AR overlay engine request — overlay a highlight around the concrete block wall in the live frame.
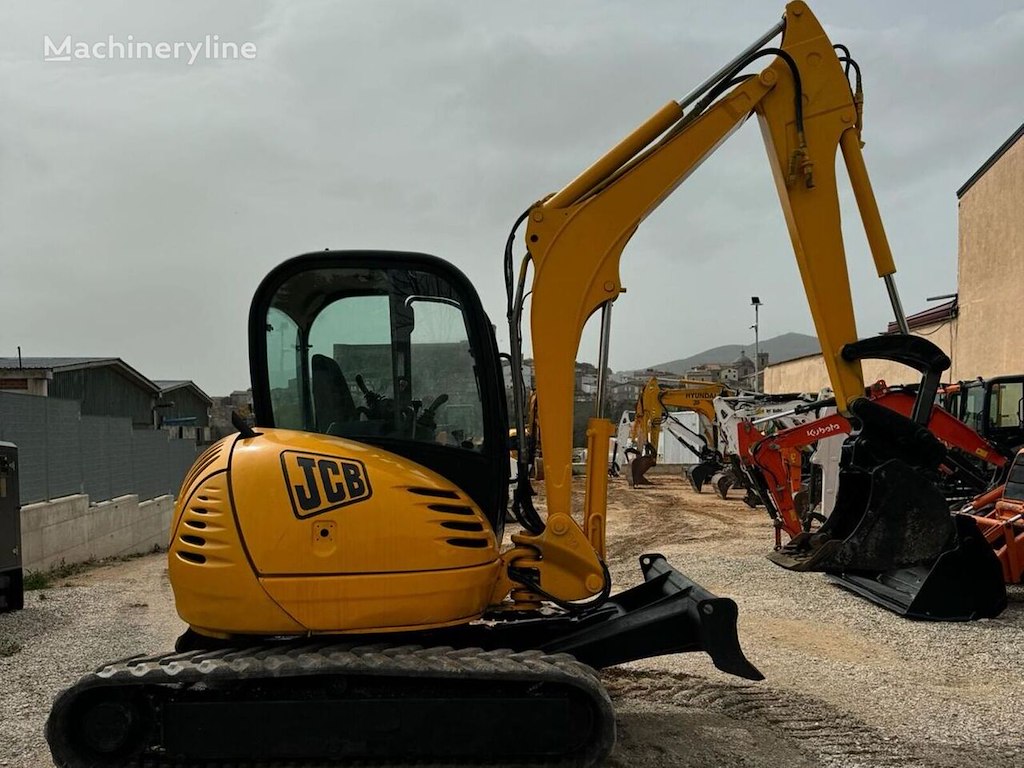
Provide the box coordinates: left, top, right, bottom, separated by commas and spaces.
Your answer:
20, 493, 174, 572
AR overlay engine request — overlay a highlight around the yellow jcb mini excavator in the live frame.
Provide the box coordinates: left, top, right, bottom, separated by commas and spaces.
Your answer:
626, 377, 730, 487
47, 3, 1006, 766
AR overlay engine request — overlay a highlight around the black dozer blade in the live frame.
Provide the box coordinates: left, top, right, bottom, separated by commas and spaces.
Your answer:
628, 455, 656, 487
687, 460, 720, 493
538, 554, 763, 680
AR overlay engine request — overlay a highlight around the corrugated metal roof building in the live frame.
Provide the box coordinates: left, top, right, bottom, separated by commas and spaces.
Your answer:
0, 357, 160, 427
153, 380, 213, 428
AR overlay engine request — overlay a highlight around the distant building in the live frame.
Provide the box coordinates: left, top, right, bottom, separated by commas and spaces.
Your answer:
632, 368, 678, 380
0, 357, 160, 427
682, 351, 765, 388
684, 362, 723, 383
726, 351, 754, 384
610, 380, 642, 401
153, 380, 213, 443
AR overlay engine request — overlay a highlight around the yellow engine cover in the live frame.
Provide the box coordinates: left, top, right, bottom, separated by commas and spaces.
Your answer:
169, 429, 502, 638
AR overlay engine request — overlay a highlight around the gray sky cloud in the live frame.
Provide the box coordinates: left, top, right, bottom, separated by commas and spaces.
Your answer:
1, 1, 1021, 394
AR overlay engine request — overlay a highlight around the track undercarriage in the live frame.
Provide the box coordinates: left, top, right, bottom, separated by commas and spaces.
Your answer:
47, 554, 761, 768
48, 644, 615, 768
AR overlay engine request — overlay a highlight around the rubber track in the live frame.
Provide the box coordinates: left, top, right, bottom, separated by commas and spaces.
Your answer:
47, 643, 615, 768
603, 668, 921, 768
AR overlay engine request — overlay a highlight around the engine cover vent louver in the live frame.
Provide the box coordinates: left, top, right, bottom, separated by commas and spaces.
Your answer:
174, 472, 231, 568
408, 487, 460, 499
446, 538, 489, 549
180, 442, 224, 491
440, 521, 485, 532
428, 504, 475, 516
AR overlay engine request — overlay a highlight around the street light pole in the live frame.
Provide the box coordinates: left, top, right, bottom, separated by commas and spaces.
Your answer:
751, 296, 762, 393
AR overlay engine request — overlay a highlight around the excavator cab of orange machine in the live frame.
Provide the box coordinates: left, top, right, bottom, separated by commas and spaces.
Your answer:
768, 335, 1007, 620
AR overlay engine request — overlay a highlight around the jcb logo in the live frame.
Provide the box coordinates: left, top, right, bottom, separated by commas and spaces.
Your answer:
280, 451, 373, 519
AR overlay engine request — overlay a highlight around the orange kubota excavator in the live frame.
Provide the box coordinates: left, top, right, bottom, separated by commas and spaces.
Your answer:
625, 377, 729, 487
47, 5, 1006, 767
959, 455, 1024, 584
738, 382, 1009, 545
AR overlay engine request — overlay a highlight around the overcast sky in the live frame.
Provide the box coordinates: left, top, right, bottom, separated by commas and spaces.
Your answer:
1, 1, 1022, 395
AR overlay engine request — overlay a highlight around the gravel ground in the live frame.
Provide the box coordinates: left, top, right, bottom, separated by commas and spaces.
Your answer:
1, 475, 1021, 767
598, 475, 1024, 768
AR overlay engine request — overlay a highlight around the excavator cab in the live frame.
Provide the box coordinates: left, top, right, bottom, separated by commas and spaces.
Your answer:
250, 251, 511, 536
943, 375, 1024, 456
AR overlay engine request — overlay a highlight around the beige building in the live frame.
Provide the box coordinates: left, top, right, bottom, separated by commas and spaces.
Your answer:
765, 122, 1024, 394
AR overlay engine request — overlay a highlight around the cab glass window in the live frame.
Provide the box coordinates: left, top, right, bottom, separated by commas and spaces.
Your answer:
989, 382, 1024, 430
963, 386, 985, 434
263, 267, 486, 452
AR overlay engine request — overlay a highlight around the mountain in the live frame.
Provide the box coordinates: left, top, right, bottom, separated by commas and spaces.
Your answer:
642, 332, 820, 375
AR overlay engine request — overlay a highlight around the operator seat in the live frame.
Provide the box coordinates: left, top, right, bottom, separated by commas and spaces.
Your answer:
311, 353, 357, 432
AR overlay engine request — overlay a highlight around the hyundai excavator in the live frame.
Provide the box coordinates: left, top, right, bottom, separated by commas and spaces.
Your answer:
626, 377, 729, 487
46, 4, 1007, 766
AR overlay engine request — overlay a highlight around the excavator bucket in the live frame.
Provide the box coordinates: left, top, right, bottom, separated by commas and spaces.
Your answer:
770, 456, 954, 573
768, 460, 1006, 619
828, 514, 1007, 620
767, 458, 955, 573
628, 455, 656, 487
712, 470, 734, 499
687, 460, 719, 493
767, 398, 1007, 619
767, 337, 1008, 620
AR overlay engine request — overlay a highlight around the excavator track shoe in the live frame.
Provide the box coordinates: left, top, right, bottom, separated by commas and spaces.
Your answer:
47, 644, 616, 768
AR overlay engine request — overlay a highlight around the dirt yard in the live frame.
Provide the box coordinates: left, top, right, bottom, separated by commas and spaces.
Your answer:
1, 474, 1021, 767
598, 474, 1023, 767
